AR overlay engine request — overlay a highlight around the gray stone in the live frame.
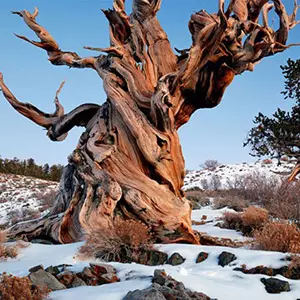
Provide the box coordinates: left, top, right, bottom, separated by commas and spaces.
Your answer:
218, 251, 237, 267
152, 269, 166, 285
146, 250, 168, 266
28, 265, 44, 273
261, 278, 291, 294
166, 252, 185, 266
122, 269, 211, 300
123, 288, 167, 300
29, 269, 66, 291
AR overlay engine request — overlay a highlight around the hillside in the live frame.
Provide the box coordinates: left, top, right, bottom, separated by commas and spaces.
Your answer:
184, 159, 296, 190
0, 159, 296, 226
0, 173, 57, 226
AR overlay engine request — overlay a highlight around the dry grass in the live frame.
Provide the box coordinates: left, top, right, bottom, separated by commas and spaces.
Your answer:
222, 211, 243, 231
222, 206, 268, 235
213, 196, 248, 212
186, 191, 210, 209
0, 231, 18, 260
242, 206, 268, 229
79, 218, 153, 263
0, 273, 50, 300
253, 222, 300, 253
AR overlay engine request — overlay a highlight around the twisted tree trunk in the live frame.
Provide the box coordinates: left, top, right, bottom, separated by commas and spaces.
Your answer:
0, 0, 298, 243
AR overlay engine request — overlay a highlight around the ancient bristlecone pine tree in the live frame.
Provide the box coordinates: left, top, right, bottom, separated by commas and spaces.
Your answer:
0, 0, 299, 243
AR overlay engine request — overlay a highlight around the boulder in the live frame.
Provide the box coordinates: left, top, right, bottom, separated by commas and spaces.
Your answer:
196, 252, 209, 263
28, 269, 66, 291
123, 269, 211, 300
123, 288, 166, 300
28, 265, 44, 273
218, 251, 237, 267
261, 278, 291, 294
167, 253, 185, 266
143, 249, 168, 266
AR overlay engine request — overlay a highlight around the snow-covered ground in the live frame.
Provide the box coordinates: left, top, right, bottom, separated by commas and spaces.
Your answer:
184, 159, 296, 190
0, 173, 58, 225
1, 201, 299, 300
191, 203, 248, 242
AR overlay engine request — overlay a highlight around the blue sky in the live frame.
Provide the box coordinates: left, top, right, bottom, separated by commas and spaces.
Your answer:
0, 0, 299, 169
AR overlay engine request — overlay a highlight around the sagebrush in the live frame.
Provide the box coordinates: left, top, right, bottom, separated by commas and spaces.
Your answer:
79, 218, 153, 262
0, 273, 50, 300
253, 221, 300, 253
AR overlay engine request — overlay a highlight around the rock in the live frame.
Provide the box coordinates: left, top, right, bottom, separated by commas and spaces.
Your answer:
234, 264, 300, 280
123, 288, 167, 300
89, 263, 119, 284
57, 271, 86, 288
261, 278, 291, 294
29, 269, 66, 291
45, 265, 60, 276
196, 252, 209, 263
167, 252, 185, 266
28, 265, 44, 273
123, 269, 211, 300
152, 269, 167, 285
218, 251, 237, 267
144, 250, 168, 266
77, 264, 119, 286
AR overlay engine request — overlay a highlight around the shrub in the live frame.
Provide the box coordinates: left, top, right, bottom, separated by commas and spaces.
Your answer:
222, 211, 243, 231
200, 160, 220, 171
79, 218, 153, 262
213, 196, 248, 212
221, 206, 268, 235
0, 273, 50, 300
241, 206, 268, 231
0, 231, 18, 260
253, 222, 300, 253
186, 191, 210, 209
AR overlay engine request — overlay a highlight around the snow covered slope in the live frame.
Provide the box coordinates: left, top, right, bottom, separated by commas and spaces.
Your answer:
0, 173, 58, 226
184, 159, 296, 190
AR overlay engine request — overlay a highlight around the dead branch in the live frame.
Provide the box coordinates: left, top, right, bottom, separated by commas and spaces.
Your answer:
12, 8, 97, 69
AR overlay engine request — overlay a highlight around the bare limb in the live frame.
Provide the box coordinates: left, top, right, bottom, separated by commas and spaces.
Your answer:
12, 8, 97, 69
289, 0, 300, 28
0, 73, 100, 141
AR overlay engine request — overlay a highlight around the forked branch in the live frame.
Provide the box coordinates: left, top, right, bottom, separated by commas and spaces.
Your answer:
0, 73, 100, 141
12, 8, 97, 69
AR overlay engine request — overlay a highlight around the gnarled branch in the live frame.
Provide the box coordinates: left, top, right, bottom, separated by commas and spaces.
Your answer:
12, 8, 98, 69
0, 73, 100, 141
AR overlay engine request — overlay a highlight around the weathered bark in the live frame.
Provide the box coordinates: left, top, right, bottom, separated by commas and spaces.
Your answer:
1, 0, 299, 244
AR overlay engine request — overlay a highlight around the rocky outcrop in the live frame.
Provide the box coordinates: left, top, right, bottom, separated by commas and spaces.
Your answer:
27, 263, 119, 291
123, 269, 211, 300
